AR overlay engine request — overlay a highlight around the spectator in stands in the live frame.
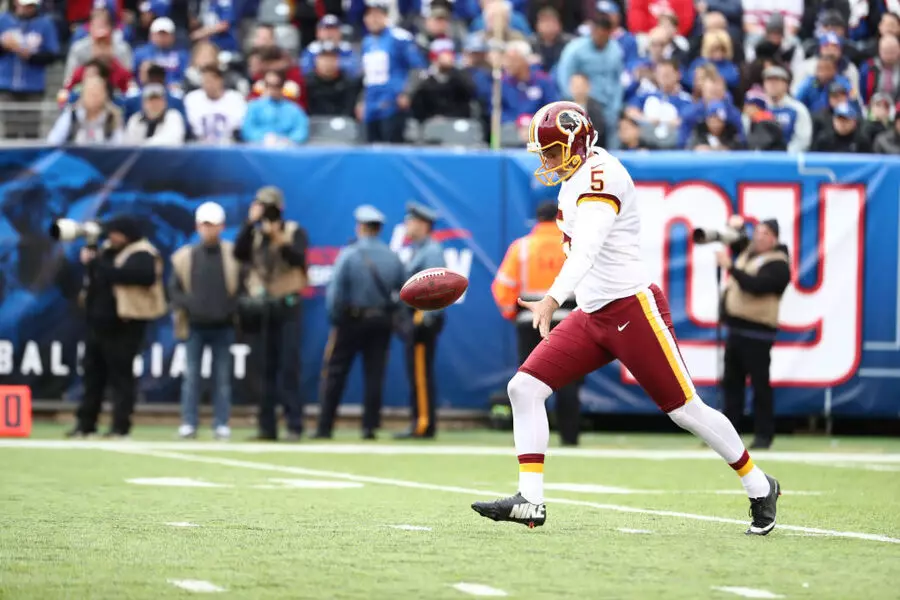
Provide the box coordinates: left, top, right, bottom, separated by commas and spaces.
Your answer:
0, 0, 59, 139
243, 70, 309, 146
763, 65, 812, 152
748, 14, 805, 72
793, 32, 860, 100
306, 41, 362, 117
621, 57, 656, 105
66, 51, 133, 98
679, 67, 743, 147
619, 115, 650, 150
556, 12, 622, 149
359, 0, 426, 143
184, 65, 247, 144
525, 0, 583, 33
653, 12, 691, 64
800, 9, 852, 59
742, 88, 786, 150
874, 107, 900, 153
133, 17, 189, 87
628, 0, 695, 37
471, 0, 532, 38
688, 100, 745, 150
745, 0, 802, 41
500, 40, 557, 123
863, 92, 895, 145
812, 79, 852, 138
301, 16, 359, 77
690, 10, 743, 65
812, 101, 872, 152
65, 8, 132, 84
69, 3, 123, 44
859, 35, 900, 105
596, 1, 638, 66
66, 0, 120, 32
248, 46, 307, 110
128, 0, 172, 48
182, 41, 248, 96
190, 0, 238, 52
411, 39, 476, 122
414, 6, 458, 53
860, 12, 900, 60
697, 0, 744, 53
567, 73, 606, 146
58, 58, 118, 108
638, 25, 680, 71
627, 59, 693, 148
123, 63, 186, 121
686, 30, 741, 93
47, 76, 125, 145
124, 83, 186, 145
463, 34, 492, 115
796, 55, 853, 113
531, 5, 570, 73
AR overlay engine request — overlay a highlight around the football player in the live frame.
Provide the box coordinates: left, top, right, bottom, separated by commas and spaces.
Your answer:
471, 101, 781, 535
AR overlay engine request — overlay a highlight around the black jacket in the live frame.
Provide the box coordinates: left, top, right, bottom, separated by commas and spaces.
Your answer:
233, 221, 308, 271
84, 247, 156, 329
411, 68, 476, 122
687, 122, 745, 150
811, 123, 873, 153
746, 119, 786, 151
725, 236, 792, 334
306, 72, 361, 118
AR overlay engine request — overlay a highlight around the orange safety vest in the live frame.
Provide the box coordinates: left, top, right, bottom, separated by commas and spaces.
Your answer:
491, 222, 567, 320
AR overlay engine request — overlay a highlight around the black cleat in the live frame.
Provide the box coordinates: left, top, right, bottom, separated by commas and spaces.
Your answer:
471, 492, 546, 529
746, 474, 781, 536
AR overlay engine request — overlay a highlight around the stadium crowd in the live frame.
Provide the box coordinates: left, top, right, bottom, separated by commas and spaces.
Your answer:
0, 0, 899, 152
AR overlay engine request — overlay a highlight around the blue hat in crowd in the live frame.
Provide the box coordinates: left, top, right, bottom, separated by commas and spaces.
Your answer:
818, 31, 842, 47
354, 205, 386, 225
319, 14, 341, 28
596, 0, 620, 15
744, 89, 768, 110
834, 102, 859, 119
139, 0, 170, 15
406, 201, 438, 224
465, 33, 488, 53
706, 101, 728, 120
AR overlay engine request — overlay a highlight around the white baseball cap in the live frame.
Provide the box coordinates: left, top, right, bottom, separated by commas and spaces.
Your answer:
150, 17, 175, 34
195, 202, 226, 225
18, 0, 42, 6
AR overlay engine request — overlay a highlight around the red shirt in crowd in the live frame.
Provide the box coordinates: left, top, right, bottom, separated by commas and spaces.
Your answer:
626, 0, 696, 37
67, 0, 123, 24
249, 66, 308, 110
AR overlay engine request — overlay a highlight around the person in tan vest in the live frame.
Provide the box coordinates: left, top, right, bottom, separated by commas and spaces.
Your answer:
169, 202, 241, 441
66, 216, 167, 439
233, 186, 309, 441
491, 201, 581, 446
716, 216, 791, 450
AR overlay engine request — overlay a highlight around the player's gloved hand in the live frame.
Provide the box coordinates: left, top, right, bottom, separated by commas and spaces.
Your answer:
517, 295, 559, 339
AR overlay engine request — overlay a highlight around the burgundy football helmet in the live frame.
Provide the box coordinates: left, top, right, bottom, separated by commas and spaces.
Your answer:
526, 101, 597, 186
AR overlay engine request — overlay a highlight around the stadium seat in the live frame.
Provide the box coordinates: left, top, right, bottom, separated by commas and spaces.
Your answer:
421, 118, 485, 147
307, 116, 361, 145
500, 122, 524, 148
404, 119, 422, 144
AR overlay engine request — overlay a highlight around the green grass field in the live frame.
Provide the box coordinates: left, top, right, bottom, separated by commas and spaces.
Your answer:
2, 425, 900, 599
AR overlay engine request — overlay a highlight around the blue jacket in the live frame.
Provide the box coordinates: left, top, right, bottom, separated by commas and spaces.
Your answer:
0, 12, 59, 93
361, 27, 426, 121
122, 90, 187, 122
133, 44, 189, 85
796, 74, 853, 114
327, 236, 406, 321
555, 37, 623, 149
500, 71, 559, 123
198, 0, 238, 52
685, 58, 740, 92
612, 28, 638, 67
629, 88, 694, 120
301, 41, 360, 77
468, 65, 492, 107
678, 98, 743, 148
242, 97, 309, 144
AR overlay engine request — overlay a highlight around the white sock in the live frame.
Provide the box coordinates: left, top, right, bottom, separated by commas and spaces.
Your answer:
508, 372, 552, 504
668, 395, 771, 499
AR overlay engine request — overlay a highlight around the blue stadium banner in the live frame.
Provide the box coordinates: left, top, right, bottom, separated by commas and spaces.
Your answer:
0, 147, 898, 418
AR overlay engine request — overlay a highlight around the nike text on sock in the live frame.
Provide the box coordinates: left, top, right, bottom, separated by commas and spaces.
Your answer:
518, 453, 545, 504
730, 450, 771, 498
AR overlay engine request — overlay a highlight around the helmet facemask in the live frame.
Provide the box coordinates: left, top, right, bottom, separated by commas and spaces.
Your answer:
528, 140, 583, 186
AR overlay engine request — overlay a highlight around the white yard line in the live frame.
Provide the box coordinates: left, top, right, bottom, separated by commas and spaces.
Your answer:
389, 525, 433, 531
165, 522, 200, 528
617, 528, 654, 534
167, 579, 225, 593
104, 447, 900, 545
712, 586, 784, 598
4, 439, 900, 464
452, 583, 509, 597
126, 477, 230, 488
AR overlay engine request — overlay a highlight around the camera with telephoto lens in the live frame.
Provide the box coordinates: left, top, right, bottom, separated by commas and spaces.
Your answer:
49, 219, 104, 247
692, 226, 742, 245
261, 203, 282, 223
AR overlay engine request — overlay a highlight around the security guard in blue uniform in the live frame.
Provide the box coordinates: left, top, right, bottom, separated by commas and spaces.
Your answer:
395, 201, 446, 439
315, 205, 405, 440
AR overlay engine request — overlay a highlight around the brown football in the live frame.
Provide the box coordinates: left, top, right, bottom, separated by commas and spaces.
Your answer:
399, 268, 468, 311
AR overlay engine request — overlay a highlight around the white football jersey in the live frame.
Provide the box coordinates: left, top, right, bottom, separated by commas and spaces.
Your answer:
184, 89, 247, 145
555, 148, 649, 312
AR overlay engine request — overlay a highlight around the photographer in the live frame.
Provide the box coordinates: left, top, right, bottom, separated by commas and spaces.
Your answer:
65, 216, 167, 438
233, 187, 309, 441
707, 216, 791, 450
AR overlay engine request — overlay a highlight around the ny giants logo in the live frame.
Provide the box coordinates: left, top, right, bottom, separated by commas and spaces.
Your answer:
623, 181, 865, 388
